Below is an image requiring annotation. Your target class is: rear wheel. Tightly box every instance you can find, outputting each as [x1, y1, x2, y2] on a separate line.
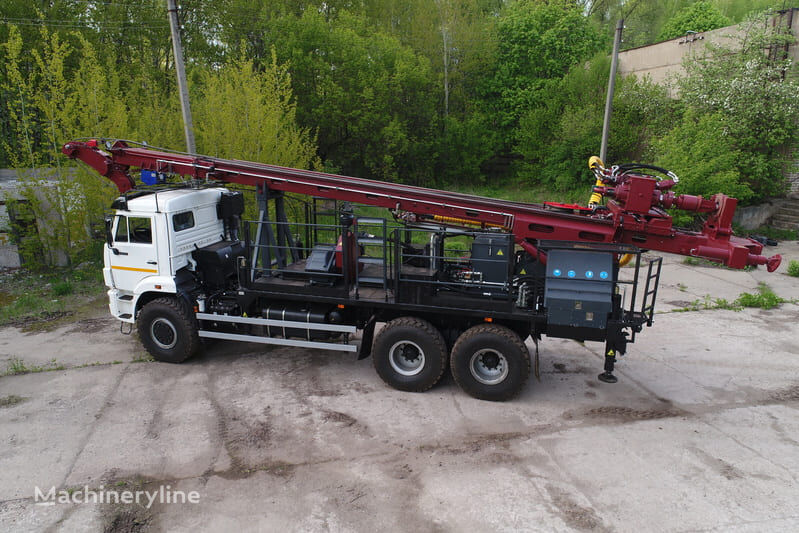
[372, 317, 447, 392]
[450, 324, 530, 401]
[137, 297, 200, 363]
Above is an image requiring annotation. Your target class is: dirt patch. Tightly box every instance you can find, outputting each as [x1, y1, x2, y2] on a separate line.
[664, 300, 695, 308]
[0, 290, 16, 307]
[6, 310, 73, 330]
[551, 362, 591, 374]
[566, 405, 685, 422]
[418, 430, 530, 456]
[67, 316, 115, 334]
[321, 409, 358, 427]
[546, 484, 607, 532]
[690, 447, 745, 481]
[256, 459, 297, 479]
[0, 394, 26, 407]
[104, 507, 152, 533]
[767, 385, 799, 403]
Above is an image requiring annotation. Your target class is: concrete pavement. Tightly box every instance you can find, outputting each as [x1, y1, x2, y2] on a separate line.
[0, 242, 797, 532]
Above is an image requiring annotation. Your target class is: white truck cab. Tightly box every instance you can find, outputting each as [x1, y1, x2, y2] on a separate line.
[104, 188, 229, 322]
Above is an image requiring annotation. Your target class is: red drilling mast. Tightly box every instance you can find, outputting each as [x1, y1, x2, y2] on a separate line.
[62, 139, 780, 272]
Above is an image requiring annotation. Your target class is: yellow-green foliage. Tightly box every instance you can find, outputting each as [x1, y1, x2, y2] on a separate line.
[1, 27, 317, 266]
[195, 49, 319, 170]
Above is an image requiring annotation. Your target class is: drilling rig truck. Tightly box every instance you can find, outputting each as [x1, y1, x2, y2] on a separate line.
[63, 139, 781, 401]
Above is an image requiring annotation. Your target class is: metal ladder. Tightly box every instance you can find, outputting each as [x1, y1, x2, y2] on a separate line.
[354, 217, 389, 298]
[640, 256, 663, 326]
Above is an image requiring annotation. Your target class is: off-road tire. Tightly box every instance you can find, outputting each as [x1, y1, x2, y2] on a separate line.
[137, 297, 200, 363]
[450, 324, 530, 401]
[372, 317, 448, 392]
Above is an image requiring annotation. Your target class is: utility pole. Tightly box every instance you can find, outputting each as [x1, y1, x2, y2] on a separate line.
[167, 0, 196, 153]
[600, 18, 623, 163]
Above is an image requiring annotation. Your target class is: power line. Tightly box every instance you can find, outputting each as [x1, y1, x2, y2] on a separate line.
[0, 17, 169, 29]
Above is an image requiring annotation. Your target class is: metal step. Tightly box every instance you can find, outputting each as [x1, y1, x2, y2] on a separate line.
[118, 294, 133, 301]
[198, 330, 357, 352]
[358, 237, 385, 245]
[357, 257, 385, 265]
[357, 276, 386, 285]
[196, 312, 356, 333]
[119, 313, 132, 319]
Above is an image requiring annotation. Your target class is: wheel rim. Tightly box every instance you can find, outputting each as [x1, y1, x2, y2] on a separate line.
[150, 317, 178, 350]
[388, 340, 425, 377]
[469, 349, 509, 385]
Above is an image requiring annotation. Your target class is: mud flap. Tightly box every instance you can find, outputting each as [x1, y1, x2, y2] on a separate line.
[356, 316, 378, 360]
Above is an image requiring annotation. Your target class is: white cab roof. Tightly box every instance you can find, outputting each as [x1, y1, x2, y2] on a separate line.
[122, 188, 225, 214]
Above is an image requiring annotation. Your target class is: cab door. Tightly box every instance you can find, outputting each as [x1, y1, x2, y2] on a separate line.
[108, 214, 160, 291]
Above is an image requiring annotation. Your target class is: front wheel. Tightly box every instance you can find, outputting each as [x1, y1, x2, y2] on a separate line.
[137, 297, 200, 363]
[450, 324, 530, 401]
[372, 317, 447, 392]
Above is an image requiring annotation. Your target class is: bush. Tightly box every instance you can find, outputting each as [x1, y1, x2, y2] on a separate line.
[787, 260, 799, 278]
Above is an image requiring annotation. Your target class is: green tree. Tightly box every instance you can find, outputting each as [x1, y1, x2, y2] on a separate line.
[265, 9, 439, 184]
[655, 110, 753, 205]
[516, 55, 675, 191]
[194, 50, 319, 170]
[658, 1, 731, 41]
[659, 10, 799, 202]
[482, 0, 603, 149]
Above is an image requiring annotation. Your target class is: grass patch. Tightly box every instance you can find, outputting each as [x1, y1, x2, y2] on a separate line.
[673, 295, 741, 312]
[3, 357, 66, 376]
[682, 256, 754, 271]
[0, 262, 106, 327]
[1, 358, 125, 377]
[736, 283, 788, 310]
[52, 281, 73, 296]
[0, 394, 26, 407]
[787, 260, 799, 278]
[746, 226, 798, 242]
[671, 283, 795, 313]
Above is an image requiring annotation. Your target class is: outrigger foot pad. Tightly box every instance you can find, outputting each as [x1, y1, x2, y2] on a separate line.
[598, 372, 618, 384]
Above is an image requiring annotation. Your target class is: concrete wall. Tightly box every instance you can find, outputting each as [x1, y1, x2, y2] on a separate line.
[732, 199, 788, 230]
[0, 168, 74, 268]
[618, 9, 799, 93]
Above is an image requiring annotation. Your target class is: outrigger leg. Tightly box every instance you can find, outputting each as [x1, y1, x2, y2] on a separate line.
[598, 343, 618, 384]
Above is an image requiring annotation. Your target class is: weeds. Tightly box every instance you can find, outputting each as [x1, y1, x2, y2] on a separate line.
[747, 226, 798, 241]
[3, 357, 65, 376]
[787, 260, 799, 278]
[682, 256, 754, 271]
[671, 283, 794, 313]
[52, 281, 74, 296]
[0, 264, 106, 327]
[1, 358, 127, 377]
[736, 283, 787, 310]
[673, 295, 740, 312]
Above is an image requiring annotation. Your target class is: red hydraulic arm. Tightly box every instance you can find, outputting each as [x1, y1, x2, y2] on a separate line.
[62, 140, 781, 272]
